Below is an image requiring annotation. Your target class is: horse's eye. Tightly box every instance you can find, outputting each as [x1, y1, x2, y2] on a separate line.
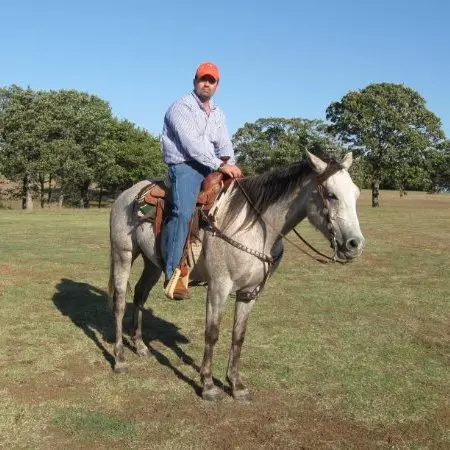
[327, 192, 338, 200]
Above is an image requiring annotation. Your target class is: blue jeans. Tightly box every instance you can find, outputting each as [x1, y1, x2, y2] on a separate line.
[162, 162, 212, 280]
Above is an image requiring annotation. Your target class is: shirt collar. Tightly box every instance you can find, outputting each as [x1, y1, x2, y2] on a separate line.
[191, 91, 216, 112]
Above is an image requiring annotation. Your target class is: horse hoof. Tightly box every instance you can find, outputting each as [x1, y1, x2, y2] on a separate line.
[233, 388, 251, 401]
[136, 346, 150, 357]
[114, 361, 129, 374]
[202, 387, 224, 401]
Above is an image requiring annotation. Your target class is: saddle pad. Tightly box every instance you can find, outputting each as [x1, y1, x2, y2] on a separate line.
[136, 182, 159, 221]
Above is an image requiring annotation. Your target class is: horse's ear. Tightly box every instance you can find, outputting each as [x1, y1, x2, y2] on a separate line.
[307, 151, 327, 174]
[342, 152, 353, 170]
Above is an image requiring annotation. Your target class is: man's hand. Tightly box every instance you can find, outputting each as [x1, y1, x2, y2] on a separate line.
[219, 163, 242, 178]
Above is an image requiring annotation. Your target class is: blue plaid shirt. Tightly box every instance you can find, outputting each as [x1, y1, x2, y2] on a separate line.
[161, 91, 235, 170]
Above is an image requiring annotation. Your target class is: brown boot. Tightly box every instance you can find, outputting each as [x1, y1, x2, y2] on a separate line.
[164, 267, 189, 300]
[172, 278, 189, 300]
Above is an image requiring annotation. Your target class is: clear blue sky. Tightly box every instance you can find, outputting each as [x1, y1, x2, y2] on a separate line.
[1, 0, 449, 138]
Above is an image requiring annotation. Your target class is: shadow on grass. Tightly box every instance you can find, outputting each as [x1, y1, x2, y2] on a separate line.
[52, 278, 230, 397]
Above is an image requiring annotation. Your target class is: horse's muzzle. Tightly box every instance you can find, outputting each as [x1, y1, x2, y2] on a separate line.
[337, 235, 365, 260]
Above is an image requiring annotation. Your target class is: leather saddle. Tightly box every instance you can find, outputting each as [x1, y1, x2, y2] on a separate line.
[136, 171, 231, 239]
[135, 171, 234, 298]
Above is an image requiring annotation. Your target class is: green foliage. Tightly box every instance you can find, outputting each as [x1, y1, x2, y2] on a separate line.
[2, 82, 447, 210]
[233, 117, 344, 175]
[0, 86, 42, 180]
[0, 85, 163, 207]
[36, 89, 113, 206]
[100, 118, 165, 192]
[326, 83, 446, 201]
[426, 140, 450, 191]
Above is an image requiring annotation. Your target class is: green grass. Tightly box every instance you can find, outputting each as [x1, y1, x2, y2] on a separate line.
[52, 408, 140, 439]
[0, 191, 449, 448]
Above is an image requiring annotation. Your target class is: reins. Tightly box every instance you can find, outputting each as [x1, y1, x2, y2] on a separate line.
[234, 177, 345, 265]
[198, 169, 347, 302]
[201, 169, 348, 266]
[200, 208, 275, 264]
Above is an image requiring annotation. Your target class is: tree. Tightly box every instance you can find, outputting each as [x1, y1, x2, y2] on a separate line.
[41, 89, 113, 207]
[426, 140, 450, 192]
[0, 86, 115, 208]
[0, 86, 44, 209]
[96, 118, 165, 204]
[0, 85, 166, 208]
[233, 118, 343, 175]
[326, 83, 445, 206]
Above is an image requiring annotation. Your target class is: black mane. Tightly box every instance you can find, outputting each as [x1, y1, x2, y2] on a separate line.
[223, 156, 344, 230]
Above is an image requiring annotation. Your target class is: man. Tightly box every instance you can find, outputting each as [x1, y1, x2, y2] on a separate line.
[161, 62, 242, 299]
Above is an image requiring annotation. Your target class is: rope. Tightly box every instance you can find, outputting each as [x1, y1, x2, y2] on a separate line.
[200, 209, 274, 264]
[234, 178, 346, 265]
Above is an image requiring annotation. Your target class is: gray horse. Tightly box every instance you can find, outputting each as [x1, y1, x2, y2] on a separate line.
[109, 151, 364, 400]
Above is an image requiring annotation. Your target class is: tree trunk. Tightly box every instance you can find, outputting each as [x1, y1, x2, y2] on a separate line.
[98, 185, 103, 208]
[39, 174, 45, 208]
[397, 181, 407, 197]
[47, 175, 53, 204]
[22, 173, 34, 210]
[371, 180, 380, 207]
[80, 180, 91, 208]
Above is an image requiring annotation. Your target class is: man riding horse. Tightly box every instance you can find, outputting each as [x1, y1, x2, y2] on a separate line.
[161, 62, 242, 300]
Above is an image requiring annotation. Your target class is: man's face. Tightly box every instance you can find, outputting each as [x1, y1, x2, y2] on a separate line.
[194, 75, 218, 101]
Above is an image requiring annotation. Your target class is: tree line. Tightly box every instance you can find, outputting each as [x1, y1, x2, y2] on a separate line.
[1, 83, 449, 209]
[0, 86, 165, 209]
[233, 83, 449, 206]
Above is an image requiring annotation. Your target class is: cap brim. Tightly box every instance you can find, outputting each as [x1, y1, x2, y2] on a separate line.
[196, 72, 218, 80]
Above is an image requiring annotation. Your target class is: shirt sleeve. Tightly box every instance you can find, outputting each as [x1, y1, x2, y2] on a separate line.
[215, 112, 236, 164]
[165, 102, 223, 170]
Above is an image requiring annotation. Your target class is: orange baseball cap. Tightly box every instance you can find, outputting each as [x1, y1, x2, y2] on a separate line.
[195, 62, 220, 80]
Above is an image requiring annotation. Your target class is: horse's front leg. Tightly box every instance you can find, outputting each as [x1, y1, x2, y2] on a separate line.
[200, 281, 231, 401]
[226, 297, 256, 400]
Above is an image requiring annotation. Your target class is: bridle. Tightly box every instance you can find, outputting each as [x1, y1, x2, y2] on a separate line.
[235, 175, 344, 264]
[312, 181, 339, 260]
[201, 166, 346, 266]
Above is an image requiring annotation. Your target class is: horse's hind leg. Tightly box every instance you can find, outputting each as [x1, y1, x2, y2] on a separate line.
[226, 298, 256, 400]
[112, 249, 133, 373]
[132, 256, 162, 356]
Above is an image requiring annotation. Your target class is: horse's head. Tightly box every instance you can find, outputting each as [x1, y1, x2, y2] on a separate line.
[306, 151, 365, 261]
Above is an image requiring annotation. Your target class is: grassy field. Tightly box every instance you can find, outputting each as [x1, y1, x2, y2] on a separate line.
[0, 190, 449, 448]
